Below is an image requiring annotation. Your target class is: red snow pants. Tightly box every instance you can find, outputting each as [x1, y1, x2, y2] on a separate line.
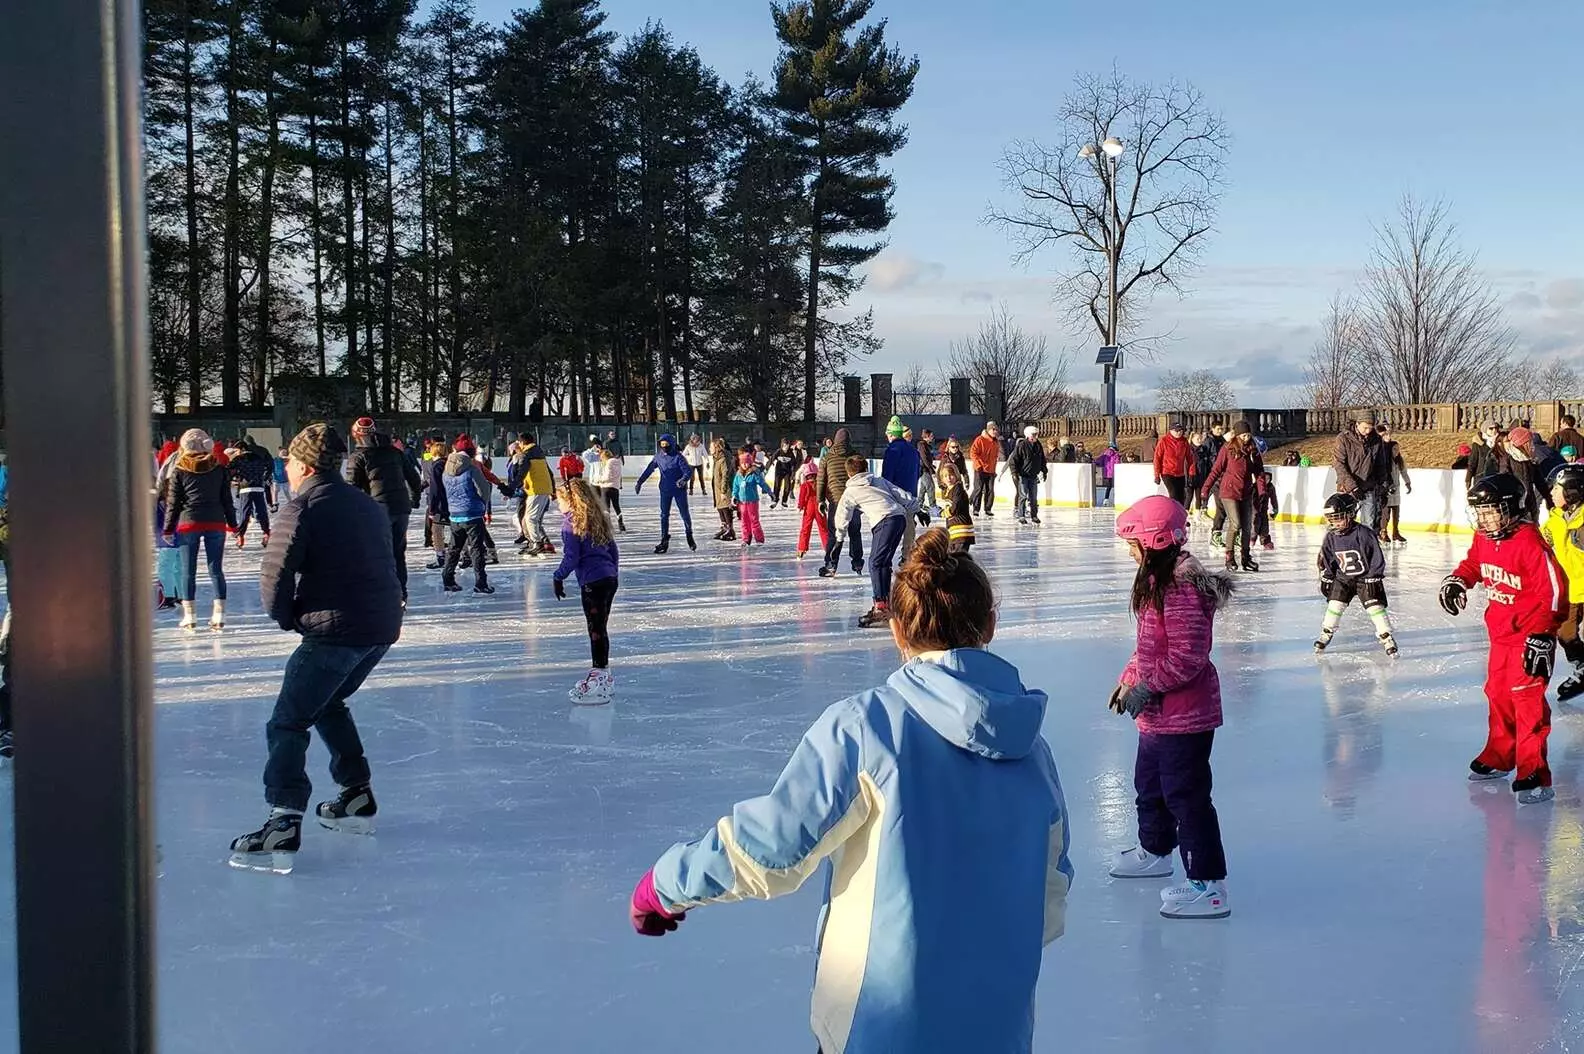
[1475, 642, 1552, 785]
[797, 502, 829, 554]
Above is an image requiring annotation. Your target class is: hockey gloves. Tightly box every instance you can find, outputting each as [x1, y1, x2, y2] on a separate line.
[1524, 634, 1557, 679]
[1108, 681, 1159, 718]
[1439, 575, 1469, 616]
[630, 870, 685, 937]
[915, 509, 930, 527]
[552, 577, 566, 601]
[1318, 574, 1335, 599]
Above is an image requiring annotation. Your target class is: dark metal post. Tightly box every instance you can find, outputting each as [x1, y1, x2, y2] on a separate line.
[0, 0, 156, 1049]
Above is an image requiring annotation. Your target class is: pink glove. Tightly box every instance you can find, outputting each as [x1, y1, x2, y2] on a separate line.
[630, 869, 685, 937]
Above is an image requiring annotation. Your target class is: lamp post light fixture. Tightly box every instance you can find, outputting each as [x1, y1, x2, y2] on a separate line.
[1081, 136, 1125, 448]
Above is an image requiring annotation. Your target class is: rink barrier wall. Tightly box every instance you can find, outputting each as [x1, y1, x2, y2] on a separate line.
[1111, 464, 1475, 534]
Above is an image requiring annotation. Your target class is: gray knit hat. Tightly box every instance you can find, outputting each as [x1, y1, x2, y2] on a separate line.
[287, 422, 346, 472]
[1354, 408, 1378, 425]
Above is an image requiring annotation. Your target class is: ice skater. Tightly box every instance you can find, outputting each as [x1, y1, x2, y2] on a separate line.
[708, 437, 736, 541]
[731, 451, 770, 548]
[441, 436, 496, 595]
[347, 417, 422, 604]
[229, 424, 403, 874]
[825, 455, 929, 627]
[1543, 464, 1584, 700]
[1107, 495, 1235, 919]
[1440, 473, 1569, 804]
[1314, 493, 1397, 656]
[589, 446, 626, 533]
[628, 527, 1072, 1054]
[816, 427, 865, 575]
[551, 479, 620, 705]
[514, 433, 557, 557]
[1253, 470, 1278, 551]
[161, 428, 236, 632]
[633, 433, 695, 554]
[230, 437, 275, 548]
[939, 461, 975, 557]
[794, 459, 828, 559]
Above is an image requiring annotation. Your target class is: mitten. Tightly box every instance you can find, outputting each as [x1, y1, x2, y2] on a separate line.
[1524, 634, 1556, 679]
[1438, 576, 1469, 617]
[630, 870, 685, 937]
[553, 578, 566, 601]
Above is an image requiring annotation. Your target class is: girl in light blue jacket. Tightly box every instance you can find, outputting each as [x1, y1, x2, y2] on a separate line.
[630, 528, 1073, 1054]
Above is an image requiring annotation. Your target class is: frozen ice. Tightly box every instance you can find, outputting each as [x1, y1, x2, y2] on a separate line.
[5, 499, 1584, 1052]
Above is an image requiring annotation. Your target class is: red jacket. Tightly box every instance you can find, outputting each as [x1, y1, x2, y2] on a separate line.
[1451, 523, 1569, 645]
[969, 433, 1000, 475]
[1201, 443, 1264, 502]
[1153, 433, 1195, 481]
[558, 453, 584, 480]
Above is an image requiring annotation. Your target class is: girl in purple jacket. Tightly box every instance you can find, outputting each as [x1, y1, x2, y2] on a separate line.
[552, 479, 620, 705]
[1107, 496, 1236, 919]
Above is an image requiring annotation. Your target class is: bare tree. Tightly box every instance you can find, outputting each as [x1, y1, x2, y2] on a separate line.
[1302, 293, 1365, 409]
[1353, 196, 1514, 404]
[1154, 368, 1233, 412]
[1490, 355, 1580, 400]
[895, 362, 946, 415]
[943, 302, 1075, 422]
[988, 70, 1229, 357]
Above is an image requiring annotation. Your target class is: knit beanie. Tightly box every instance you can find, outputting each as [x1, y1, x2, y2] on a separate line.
[179, 428, 212, 455]
[886, 416, 905, 439]
[287, 422, 347, 472]
[454, 434, 476, 454]
[352, 417, 376, 439]
[1231, 419, 1252, 436]
[1354, 409, 1378, 426]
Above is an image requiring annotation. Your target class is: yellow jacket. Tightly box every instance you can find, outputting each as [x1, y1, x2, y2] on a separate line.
[1542, 505, 1584, 604]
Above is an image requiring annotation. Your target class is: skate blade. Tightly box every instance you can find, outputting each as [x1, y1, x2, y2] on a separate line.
[228, 851, 295, 875]
[1518, 787, 1556, 805]
[1160, 904, 1231, 920]
[1468, 770, 1511, 783]
[318, 815, 376, 836]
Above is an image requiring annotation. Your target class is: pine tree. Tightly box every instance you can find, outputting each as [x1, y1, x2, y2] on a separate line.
[769, 0, 917, 420]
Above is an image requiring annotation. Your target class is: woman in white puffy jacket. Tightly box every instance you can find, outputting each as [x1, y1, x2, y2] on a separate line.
[589, 448, 626, 533]
[682, 434, 707, 494]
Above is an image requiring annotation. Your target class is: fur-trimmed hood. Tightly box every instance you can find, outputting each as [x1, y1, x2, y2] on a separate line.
[1179, 552, 1235, 611]
[174, 452, 218, 474]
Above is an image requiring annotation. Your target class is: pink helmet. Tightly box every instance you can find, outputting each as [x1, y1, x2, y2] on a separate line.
[1115, 495, 1188, 551]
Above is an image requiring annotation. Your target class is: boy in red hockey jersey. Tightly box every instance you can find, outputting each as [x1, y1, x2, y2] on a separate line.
[1440, 474, 1570, 803]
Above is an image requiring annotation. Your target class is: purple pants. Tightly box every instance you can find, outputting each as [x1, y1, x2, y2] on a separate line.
[1135, 729, 1227, 881]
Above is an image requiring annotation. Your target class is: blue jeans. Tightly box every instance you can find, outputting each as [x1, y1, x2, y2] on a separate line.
[1357, 490, 1382, 532]
[264, 640, 390, 811]
[659, 486, 693, 538]
[238, 491, 271, 536]
[1097, 481, 1114, 506]
[869, 515, 905, 603]
[1017, 475, 1041, 519]
[179, 530, 227, 601]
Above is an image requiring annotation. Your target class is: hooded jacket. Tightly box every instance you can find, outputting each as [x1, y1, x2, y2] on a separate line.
[1122, 553, 1234, 735]
[816, 439, 860, 506]
[423, 453, 449, 519]
[163, 452, 238, 535]
[442, 451, 489, 522]
[635, 435, 690, 494]
[552, 512, 619, 588]
[347, 432, 421, 516]
[711, 452, 736, 510]
[833, 471, 918, 532]
[517, 443, 555, 498]
[880, 437, 921, 492]
[650, 648, 1072, 1054]
[1201, 441, 1265, 502]
[731, 466, 772, 504]
[1542, 504, 1584, 605]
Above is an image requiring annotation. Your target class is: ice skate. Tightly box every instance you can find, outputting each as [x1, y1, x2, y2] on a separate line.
[0, 729, 14, 761]
[261, 531, 270, 548]
[209, 599, 225, 632]
[569, 668, 613, 706]
[1557, 668, 1584, 701]
[1378, 631, 1399, 657]
[1261, 539, 1274, 551]
[1224, 553, 1236, 572]
[485, 551, 500, 566]
[235, 531, 247, 549]
[473, 583, 495, 595]
[797, 550, 807, 560]
[1314, 628, 1335, 654]
[858, 606, 892, 629]
[316, 785, 377, 835]
[617, 518, 627, 533]
[1240, 560, 1260, 573]
[1108, 846, 1173, 879]
[1159, 879, 1230, 919]
[853, 558, 865, 575]
[1211, 531, 1225, 550]
[1513, 774, 1555, 805]
[443, 580, 463, 593]
[712, 528, 726, 541]
[1030, 515, 1041, 525]
[1469, 760, 1511, 782]
[686, 532, 697, 551]
[818, 565, 836, 578]
[179, 601, 197, 632]
[228, 811, 302, 874]
[425, 558, 445, 570]
[1017, 516, 1029, 526]
[654, 537, 670, 555]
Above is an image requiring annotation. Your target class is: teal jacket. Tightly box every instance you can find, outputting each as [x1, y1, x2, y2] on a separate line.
[731, 469, 771, 504]
[650, 649, 1072, 1054]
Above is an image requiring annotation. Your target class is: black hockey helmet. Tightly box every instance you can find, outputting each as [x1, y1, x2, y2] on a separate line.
[1549, 463, 1584, 509]
[1467, 473, 1527, 539]
[1323, 492, 1359, 530]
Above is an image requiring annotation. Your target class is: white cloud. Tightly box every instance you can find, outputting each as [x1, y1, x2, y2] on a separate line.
[866, 251, 945, 292]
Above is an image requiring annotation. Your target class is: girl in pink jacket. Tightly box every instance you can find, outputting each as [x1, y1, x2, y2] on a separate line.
[1107, 495, 1236, 919]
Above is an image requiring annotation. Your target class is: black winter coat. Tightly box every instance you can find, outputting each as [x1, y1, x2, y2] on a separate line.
[1008, 438, 1047, 478]
[260, 473, 402, 647]
[423, 456, 448, 518]
[230, 447, 274, 490]
[163, 453, 237, 533]
[347, 433, 421, 516]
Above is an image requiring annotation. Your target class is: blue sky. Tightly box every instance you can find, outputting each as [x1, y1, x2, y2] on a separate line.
[473, 0, 1584, 407]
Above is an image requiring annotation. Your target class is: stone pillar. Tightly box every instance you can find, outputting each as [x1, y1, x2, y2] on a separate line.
[842, 376, 863, 423]
[949, 376, 972, 415]
[984, 374, 1006, 423]
[871, 372, 894, 426]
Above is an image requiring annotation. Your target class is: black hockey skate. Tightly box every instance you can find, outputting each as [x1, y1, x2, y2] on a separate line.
[1240, 560, 1260, 573]
[1558, 673, 1584, 702]
[818, 565, 836, 578]
[1314, 629, 1334, 654]
[654, 537, 670, 555]
[0, 729, 14, 761]
[443, 580, 463, 593]
[858, 606, 892, 629]
[473, 583, 495, 595]
[1378, 631, 1399, 657]
[686, 532, 697, 551]
[1469, 760, 1510, 783]
[316, 784, 378, 835]
[229, 812, 302, 874]
[1513, 772, 1555, 805]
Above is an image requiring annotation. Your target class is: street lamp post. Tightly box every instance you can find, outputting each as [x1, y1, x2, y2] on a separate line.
[1080, 136, 1125, 449]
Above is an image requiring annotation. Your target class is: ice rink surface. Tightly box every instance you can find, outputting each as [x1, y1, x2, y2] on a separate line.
[4, 497, 1584, 1053]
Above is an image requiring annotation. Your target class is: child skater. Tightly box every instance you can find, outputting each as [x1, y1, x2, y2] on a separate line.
[1107, 495, 1235, 919]
[938, 460, 975, 557]
[1254, 470, 1279, 551]
[793, 459, 828, 559]
[551, 478, 620, 706]
[1441, 473, 1569, 804]
[731, 451, 771, 548]
[589, 446, 626, 533]
[1314, 492, 1398, 657]
[827, 455, 929, 627]
[1543, 465, 1584, 700]
[628, 528, 1073, 1054]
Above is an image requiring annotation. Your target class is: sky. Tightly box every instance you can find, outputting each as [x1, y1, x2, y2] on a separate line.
[472, 0, 1584, 408]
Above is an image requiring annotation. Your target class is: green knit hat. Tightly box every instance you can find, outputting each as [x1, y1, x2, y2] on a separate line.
[885, 415, 906, 439]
